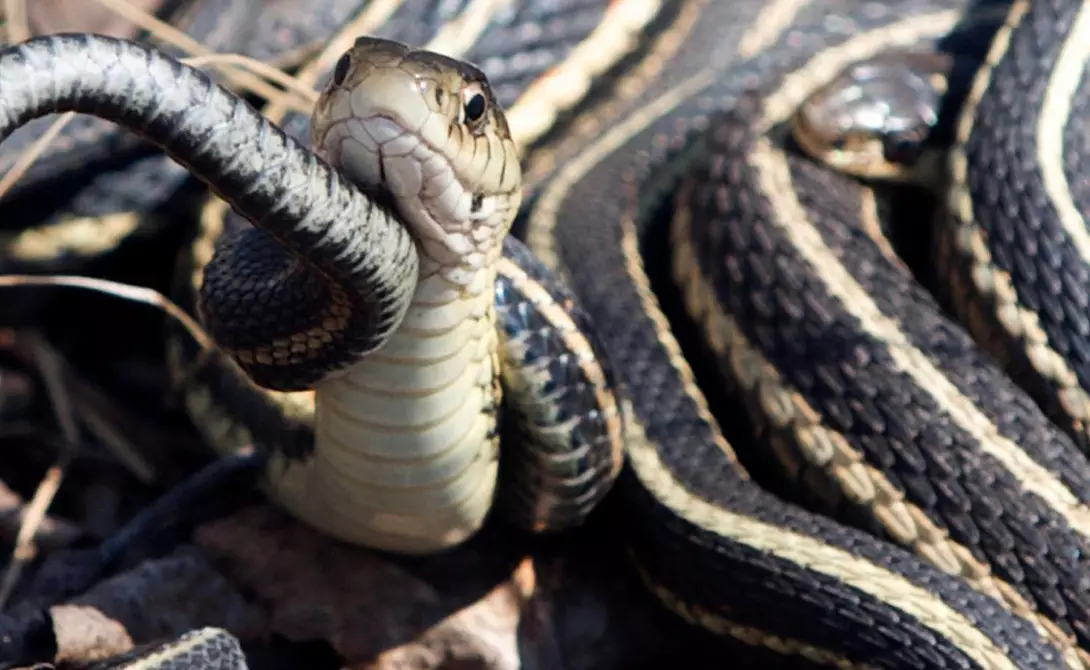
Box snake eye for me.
[332,54,352,86]
[462,85,487,125]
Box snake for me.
[5,0,1090,669]
[521,0,1090,666]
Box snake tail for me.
[0,33,420,391]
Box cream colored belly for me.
[262,268,502,554]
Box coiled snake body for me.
[180,37,627,554]
[8,0,1090,667]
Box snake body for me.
[183,37,625,552]
[522,0,1090,666]
[681,0,1090,659]
[8,0,1090,668]
[938,0,1090,456]
[168,0,659,553]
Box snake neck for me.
[265,250,504,555]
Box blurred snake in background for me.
[5,0,1090,668]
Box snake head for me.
[311,37,522,276]
[791,50,953,183]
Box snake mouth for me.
[314,66,493,267]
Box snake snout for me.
[314,67,472,259]
[316,66,431,194]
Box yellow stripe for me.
[495,256,626,477]
[672,203,1020,595]
[640,571,880,669]
[751,138,1090,541]
[524,6,1054,667]
[426,0,508,58]
[1038,1,1090,267]
[943,1,1090,441]
[737,0,813,58]
[507,0,667,150]
[948,222,1090,431]
[623,411,1026,670]
[671,196,1080,664]
[524,0,811,262]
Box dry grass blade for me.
[0,332,79,608]
[265,39,327,73]
[2,0,28,43]
[0,111,76,201]
[65,385,158,485]
[0,275,216,353]
[183,53,318,108]
[0,274,220,508]
[260,0,405,124]
[0,359,160,491]
[89,0,303,103]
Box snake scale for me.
[5,0,1090,667]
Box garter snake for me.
[786,0,1090,659]
[791,0,1090,466]
[169,0,671,553]
[520,0,1090,666]
[4,3,1090,670]
[942,0,1090,459]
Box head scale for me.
[311,38,522,271]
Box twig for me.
[0,110,75,200]
[91,0,315,108]
[0,275,216,353]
